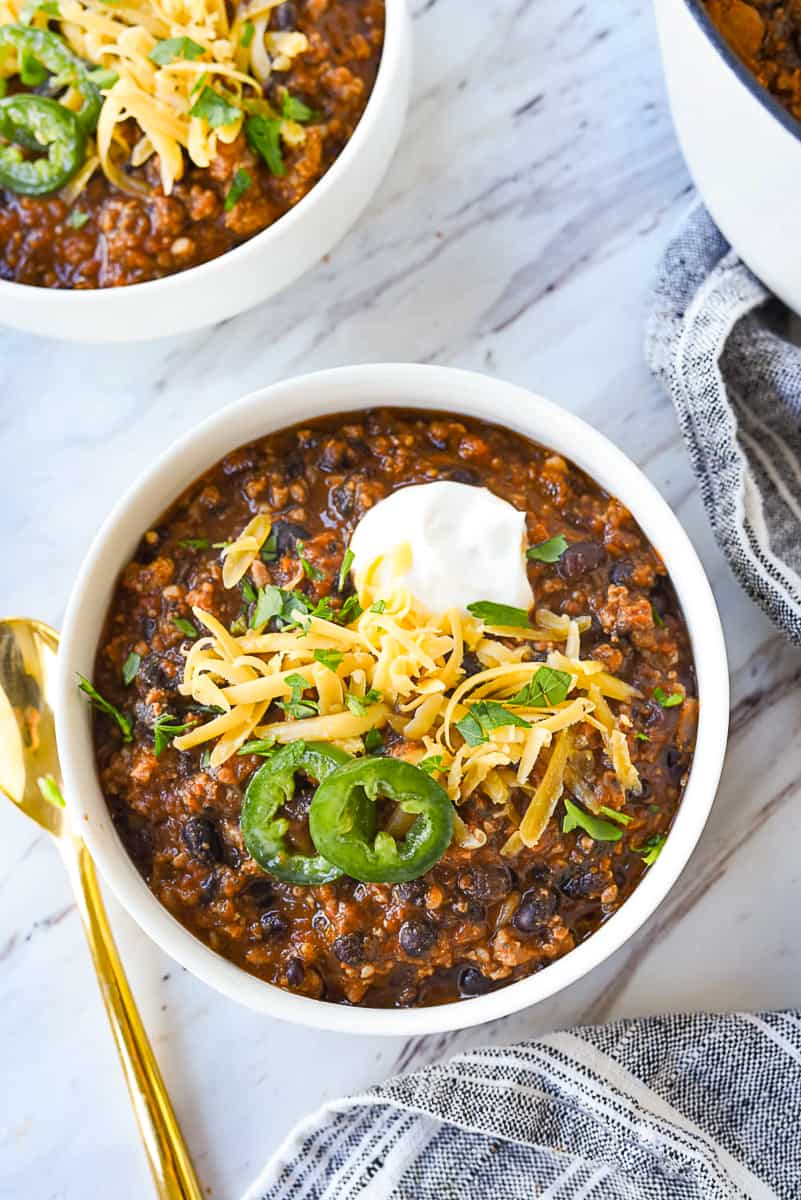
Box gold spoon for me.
[0,617,203,1200]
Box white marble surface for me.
[2,1,799,1197]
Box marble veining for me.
[2,1,799,1197]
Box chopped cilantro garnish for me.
[508,666,572,708]
[20,0,59,25]
[466,601,531,629]
[633,833,667,866]
[153,713,192,757]
[121,652,141,686]
[37,774,65,809]
[562,796,623,842]
[149,35,205,65]
[527,534,568,563]
[653,687,683,708]
[86,66,118,88]
[456,700,530,747]
[239,19,255,47]
[241,578,257,605]
[190,85,239,128]
[419,754,444,776]
[338,547,354,592]
[174,617,198,639]
[251,585,289,629]
[651,604,665,628]
[230,614,248,636]
[245,114,285,175]
[338,594,363,624]
[199,747,212,769]
[237,736,276,757]
[178,538,209,549]
[297,540,324,581]
[634,731,650,742]
[364,728,384,754]
[190,70,208,95]
[345,688,382,716]
[279,674,319,719]
[281,91,316,123]
[77,675,132,742]
[261,530,279,562]
[224,167,251,212]
[598,805,633,827]
[370,600,386,614]
[66,209,89,230]
[313,648,343,672]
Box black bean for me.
[461,650,483,678]
[458,967,493,997]
[318,439,348,472]
[392,879,426,906]
[182,817,222,865]
[311,910,330,934]
[459,864,512,902]
[447,467,479,486]
[665,747,686,782]
[560,870,605,899]
[137,653,170,690]
[512,888,557,932]
[284,449,305,479]
[261,910,289,938]
[285,957,305,987]
[329,485,354,518]
[199,872,217,903]
[271,1,296,29]
[244,878,275,906]
[332,933,365,966]
[223,842,242,870]
[399,919,436,957]
[273,520,310,555]
[609,559,633,585]
[141,616,157,641]
[558,541,607,580]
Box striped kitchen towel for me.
[646,202,801,644]
[246,1011,801,1199]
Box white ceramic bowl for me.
[655,0,801,315]
[0,0,411,343]
[55,364,729,1036]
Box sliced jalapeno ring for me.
[0,94,85,195]
[0,25,102,133]
[309,757,455,884]
[241,740,351,885]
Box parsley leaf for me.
[598,805,633,827]
[178,537,209,549]
[456,700,530,747]
[466,601,531,629]
[345,688,382,716]
[224,167,251,212]
[338,547,354,592]
[237,736,276,757]
[37,774,65,809]
[363,728,384,754]
[296,540,324,581]
[633,833,667,866]
[419,754,444,776]
[527,534,568,563]
[245,114,285,175]
[174,616,198,639]
[313,648,343,672]
[153,713,192,757]
[508,666,572,708]
[281,91,316,123]
[562,796,623,842]
[190,85,240,128]
[77,675,132,742]
[149,36,205,65]
[653,686,683,708]
[66,209,89,230]
[279,673,319,719]
[122,651,141,686]
[261,530,279,562]
[239,19,255,47]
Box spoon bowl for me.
[0,615,202,1200]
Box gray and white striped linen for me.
[646,203,801,644]
[246,1011,801,1199]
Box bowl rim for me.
[55,363,730,1036]
[682,0,801,148]
[0,0,404,306]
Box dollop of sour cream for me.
[348,481,533,616]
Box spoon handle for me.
[61,837,203,1200]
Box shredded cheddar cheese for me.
[174,542,645,852]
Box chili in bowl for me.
[0,0,410,340]
[55,365,729,1035]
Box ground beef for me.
[91,409,698,1009]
